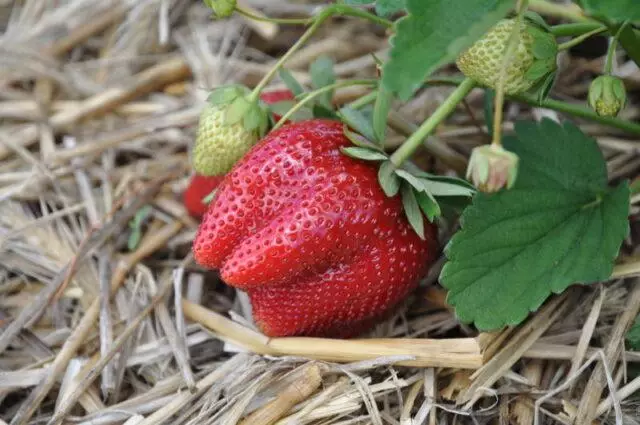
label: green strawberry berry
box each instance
[588,75,627,118]
[192,102,259,176]
[456,18,558,95]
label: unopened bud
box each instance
[588,75,626,118]
[466,145,519,193]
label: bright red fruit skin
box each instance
[260,89,295,122]
[183,173,224,219]
[193,119,439,338]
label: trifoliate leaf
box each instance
[415,190,441,222]
[310,56,336,109]
[627,315,640,351]
[278,68,305,97]
[440,119,630,331]
[339,107,377,141]
[576,0,640,22]
[378,161,401,197]
[373,87,392,145]
[401,183,425,239]
[340,146,388,161]
[382,0,513,100]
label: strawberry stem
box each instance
[234,5,312,25]
[272,79,377,130]
[389,77,475,167]
[528,0,590,23]
[248,4,392,104]
[557,26,608,51]
[551,23,605,37]
[603,21,630,74]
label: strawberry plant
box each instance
[195,0,640,336]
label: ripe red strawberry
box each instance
[260,89,295,122]
[193,119,439,338]
[182,173,224,219]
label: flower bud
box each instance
[588,75,626,118]
[466,145,519,193]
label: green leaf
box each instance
[310,56,336,109]
[278,68,305,97]
[373,87,392,145]
[401,184,425,239]
[414,190,441,222]
[576,0,640,22]
[339,107,377,141]
[627,314,640,351]
[382,0,514,100]
[440,119,630,330]
[340,146,388,161]
[378,161,401,197]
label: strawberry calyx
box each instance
[208,85,271,139]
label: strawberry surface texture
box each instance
[193,119,440,338]
[183,173,224,219]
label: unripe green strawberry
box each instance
[456,18,558,95]
[193,102,258,176]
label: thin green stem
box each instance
[248,4,392,103]
[389,77,476,166]
[551,23,604,37]
[421,76,640,136]
[557,27,608,51]
[346,90,377,109]
[604,21,630,74]
[272,79,377,130]
[235,5,312,25]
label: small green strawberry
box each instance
[456,17,558,96]
[192,86,268,176]
[588,75,627,118]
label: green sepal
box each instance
[343,126,385,152]
[207,85,243,106]
[338,107,377,141]
[523,11,551,31]
[225,96,251,125]
[401,183,425,240]
[313,104,338,119]
[310,55,336,109]
[268,101,314,122]
[378,161,401,197]
[340,146,389,161]
[524,59,556,82]
[527,26,558,60]
[414,190,441,222]
[278,68,305,97]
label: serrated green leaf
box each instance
[401,184,425,239]
[577,0,640,22]
[310,56,336,108]
[378,161,401,197]
[414,190,441,222]
[440,119,630,331]
[340,146,388,161]
[373,87,392,145]
[382,0,513,100]
[225,96,251,125]
[339,107,377,141]
[278,68,305,97]
[627,315,640,351]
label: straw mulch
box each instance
[1,1,640,424]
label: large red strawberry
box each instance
[193,119,439,338]
[183,173,224,219]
